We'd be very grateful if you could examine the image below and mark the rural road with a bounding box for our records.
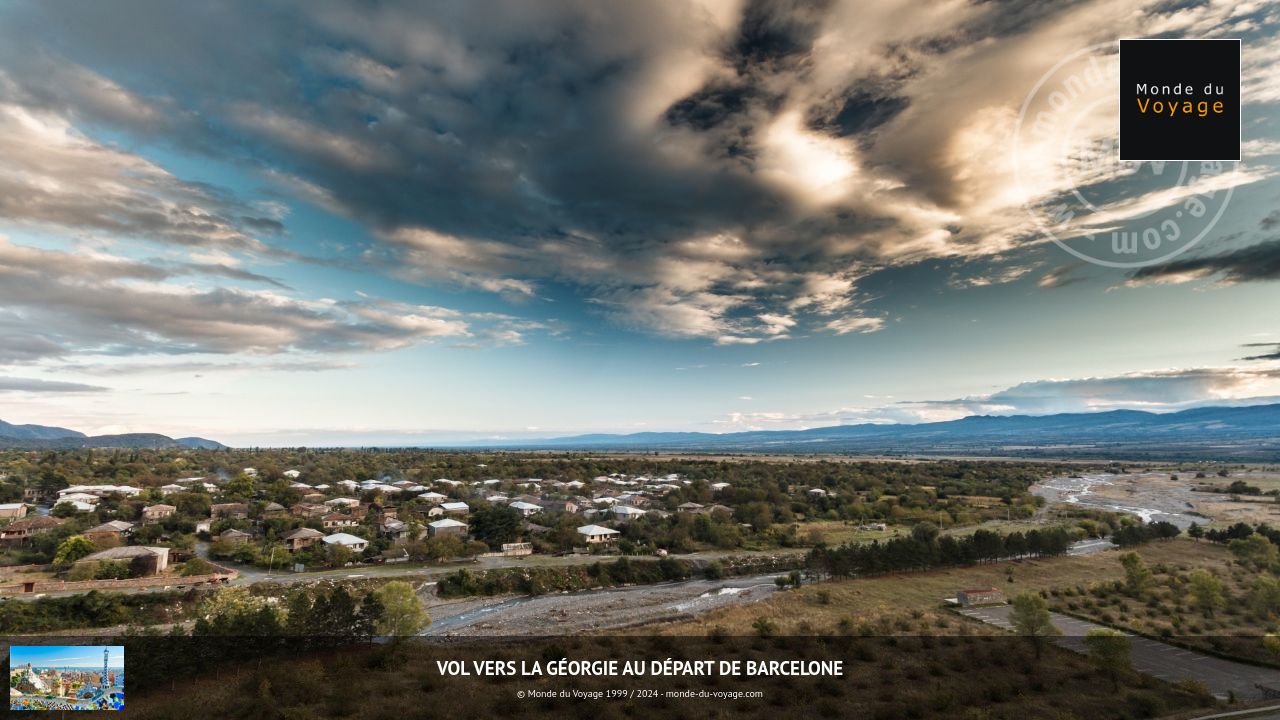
[959,605,1280,700]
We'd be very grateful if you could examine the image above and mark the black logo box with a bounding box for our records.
[1119,38,1240,161]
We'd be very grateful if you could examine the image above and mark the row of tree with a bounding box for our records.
[806,526,1076,578]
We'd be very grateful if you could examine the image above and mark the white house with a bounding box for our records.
[322,533,369,553]
[441,501,469,515]
[324,497,361,509]
[283,470,302,479]
[160,483,185,495]
[509,501,543,517]
[612,505,647,522]
[577,524,620,544]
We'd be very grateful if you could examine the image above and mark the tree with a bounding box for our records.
[1230,534,1278,571]
[1251,576,1280,618]
[53,535,96,567]
[372,580,431,637]
[1084,628,1131,692]
[326,542,354,567]
[1188,569,1225,615]
[1119,552,1153,595]
[1010,592,1060,660]
[910,521,939,544]
[1188,523,1204,540]
[468,506,523,550]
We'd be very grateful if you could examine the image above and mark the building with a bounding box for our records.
[218,528,251,545]
[611,505,647,523]
[542,499,579,514]
[677,502,705,513]
[322,513,357,529]
[577,524,620,544]
[0,515,65,543]
[58,485,141,498]
[160,483,185,496]
[509,501,543,517]
[427,518,468,538]
[210,502,249,519]
[83,520,134,544]
[441,501,469,516]
[0,502,28,519]
[261,502,287,519]
[282,527,324,552]
[956,587,1006,607]
[290,502,327,519]
[78,545,170,575]
[321,532,369,553]
[141,504,177,522]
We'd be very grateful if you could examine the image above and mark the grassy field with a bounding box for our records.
[647,539,1227,637]
[1043,541,1280,666]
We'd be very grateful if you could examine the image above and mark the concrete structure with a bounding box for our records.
[956,587,1005,607]
[0,502,28,519]
[78,545,170,575]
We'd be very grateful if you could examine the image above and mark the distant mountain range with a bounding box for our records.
[0,419,225,450]
[455,403,1280,461]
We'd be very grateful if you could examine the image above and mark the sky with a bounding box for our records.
[0,0,1279,446]
[10,646,124,670]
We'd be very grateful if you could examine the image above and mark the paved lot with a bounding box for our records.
[960,605,1280,700]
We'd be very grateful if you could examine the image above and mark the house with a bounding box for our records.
[380,518,411,543]
[418,492,448,504]
[808,488,829,497]
[291,502,328,519]
[59,484,141,498]
[283,470,302,479]
[677,502,705,514]
[322,513,357,530]
[710,482,731,492]
[83,520,134,544]
[542,499,579,515]
[261,502,287,519]
[282,527,324,552]
[0,503,28,520]
[77,545,170,575]
[218,528,251,545]
[428,518,468,538]
[509,501,543,517]
[611,505,647,523]
[441,501,469,516]
[322,532,369,553]
[55,492,101,507]
[0,515,65,543]
[159,484,185,496]
[210,502,249,519]
[577,524,620,544]
[956,587,1006,607]
[142,504,177,522]
[324,497,361,509]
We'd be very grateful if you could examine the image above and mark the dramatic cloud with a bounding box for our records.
[2,0,1272,347]
[0,238,541,363]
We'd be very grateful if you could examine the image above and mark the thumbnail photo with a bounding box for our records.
[9,646,124,711]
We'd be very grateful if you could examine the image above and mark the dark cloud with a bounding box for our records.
[1129,239,1280,284]
[0,377,106,393]
[1241,343,1280,361]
